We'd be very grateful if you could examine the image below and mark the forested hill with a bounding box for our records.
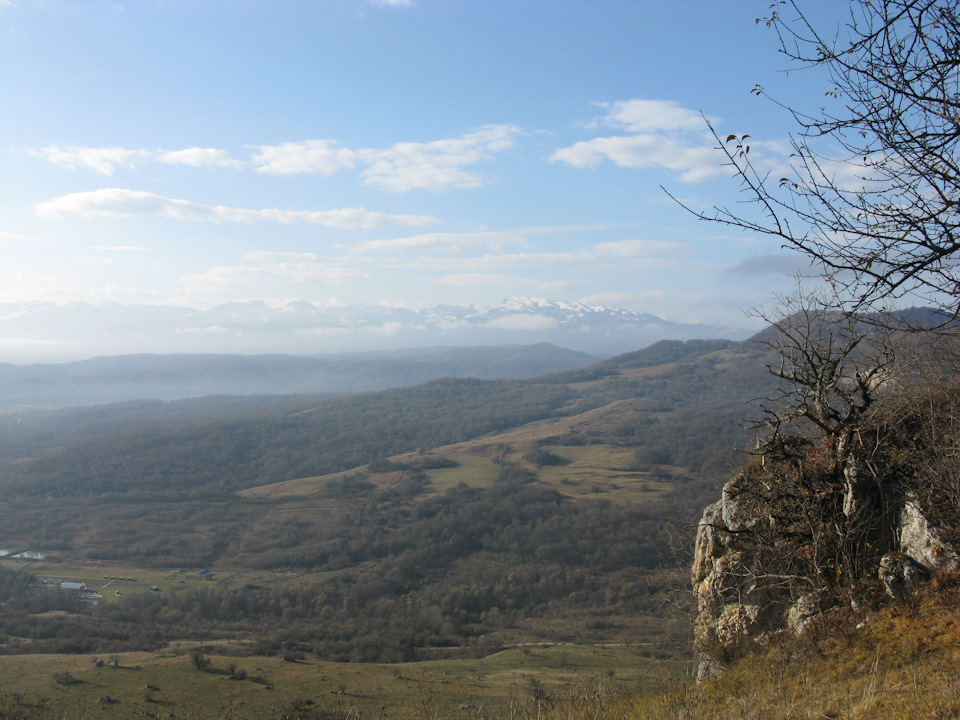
[0,336,771,504]
[0,342,597,409]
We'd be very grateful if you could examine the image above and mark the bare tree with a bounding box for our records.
[752,290,898,472]
[743,290,902,586]
[680,0,960,317]
[688,5,960,666]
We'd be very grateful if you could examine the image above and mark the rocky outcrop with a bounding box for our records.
[899,499,960,574]
[692,468,960,680]
[875,499,960,598]
[877,553,925,598]
[691,469,796,681]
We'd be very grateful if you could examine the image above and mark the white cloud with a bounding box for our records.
[370,321,404,336]
[590,238,688,257]
[249,139,357,175]
[0,2,15,9]
[31,126,519,193]
[551,134,722,182]
[29,146,152,175]
[245,207,438,228]
[516,222,625,235]
[438,273,528,287]
[551,98,735,182]
[30,144,241,173]
[251,126,521,192]
[353,231,527,254]
[726,253,816,277]
[358,125,520,192]
[176,325,230,334]
[396,252,580,273]
[370,0,414,6]
[35,188,438,228]
[539,280,577,294]
[0,230,35,242]
[579,291,649,307]
[181,252,369,296]
[89,245,146,251]
[474,252,582,268]
[0,338,71,349]
[159,147,241,168]
[37,189,211,220]
[598,99,708,133]
[391,246,694,275]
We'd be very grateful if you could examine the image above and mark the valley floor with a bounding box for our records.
[0,642,688,720]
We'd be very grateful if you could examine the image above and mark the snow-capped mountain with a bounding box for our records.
[0,298,748,363]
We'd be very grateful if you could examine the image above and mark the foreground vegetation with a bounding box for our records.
[631,579,960,720]
[0,642,680,720]
[2,579,960,719]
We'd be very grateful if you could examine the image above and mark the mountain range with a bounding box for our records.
[0,297,746,363]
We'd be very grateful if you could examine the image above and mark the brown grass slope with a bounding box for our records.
[625,580,960,720]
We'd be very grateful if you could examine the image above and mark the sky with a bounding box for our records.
[0,0,847,346]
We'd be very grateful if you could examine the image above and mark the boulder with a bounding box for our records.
[878,552,925,598]
[691,470,790,679]
[786,592,824,635]
[899,499,960,573]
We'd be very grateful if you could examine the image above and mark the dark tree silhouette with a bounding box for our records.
[678,0,960,316]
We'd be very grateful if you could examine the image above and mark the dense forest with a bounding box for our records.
[0,379,576,498]
[0,475,687,661]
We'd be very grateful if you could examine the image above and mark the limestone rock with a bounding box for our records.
[878,552,925,598]
[786,592,823,635]
[691,467,960,680]
[900,499,960,573]
[691,470,789,677]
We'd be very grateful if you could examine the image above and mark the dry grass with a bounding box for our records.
[0,643,680,720]
[617,581,960,720]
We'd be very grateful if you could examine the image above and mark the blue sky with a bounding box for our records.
[0,0,843,337]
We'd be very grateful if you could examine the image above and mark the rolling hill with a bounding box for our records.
[0,342,597,409]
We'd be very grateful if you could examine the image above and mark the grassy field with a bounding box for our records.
[239,426,668,506]
[6,590,960,720]
[533,446,669,503]
[0,642,690,720]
